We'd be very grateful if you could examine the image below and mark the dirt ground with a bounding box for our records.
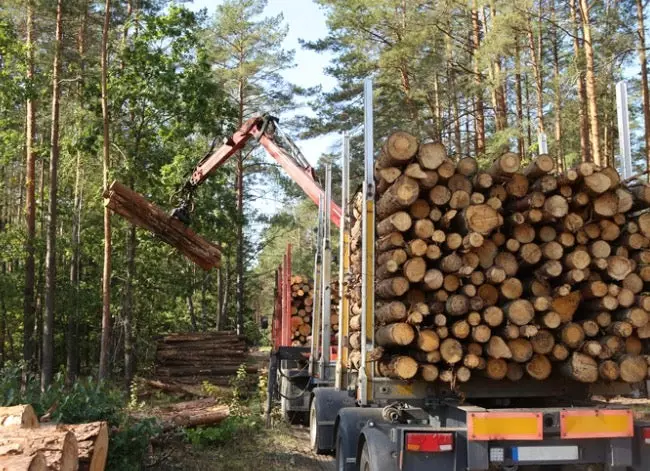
[152,423,334,471]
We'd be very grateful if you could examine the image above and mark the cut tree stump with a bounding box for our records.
[104,181,221,270]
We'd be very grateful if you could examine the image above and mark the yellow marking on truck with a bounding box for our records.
[468,412,543,441]
[561,409,633,439]
[394,384,414,397]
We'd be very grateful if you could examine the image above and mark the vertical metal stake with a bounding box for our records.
[320,165,332,380]
[336,132,350,390]
[359,78,375,405]
[309,197,324,377]
[538,132,548,155]
[616,81,633,179]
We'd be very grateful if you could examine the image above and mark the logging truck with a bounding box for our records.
[105,90,650,470]
[303,80,650,471]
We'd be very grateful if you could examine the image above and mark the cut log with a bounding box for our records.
[0,429,78,471]
[485,358,508,380]
[376,302,407,324]
[377,212,412,236]
[377,356,418,379]
[54,422,108,471]
[487,336,512,359]
[458,205,501,235]
[375,323,415,347]
[599,360,620,381]
[420,364,439,382]
[560,323,585,349]
[416,330,440,352]
[619,355,648,383]
[403,257,426,283]
[562,352,598,383]
[104,181,221,270]
[417,142,446,170]
[508,338,534,363]
[377,131,418,168]
[0,406,39,429]
[488,152,521,176]
[0,452,46,471]
[440,338,463,364]
[504,300,535,326]
[376,277,409,298]
[526,354,552,380]
[377,176,420,220]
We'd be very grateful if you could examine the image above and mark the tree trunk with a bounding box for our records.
[515,37,524,157]
[579,0,602,166]
[123,224,136,389]
[23,0,37,374]
[66,151,82,387]
[42,0,63,391]
[569,0,590,162]
[472,1,486,154]
[551,0,564,172]
[637,0,650,176]
[527,13,545,136]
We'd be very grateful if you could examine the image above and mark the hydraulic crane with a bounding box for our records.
[170,113,342,228]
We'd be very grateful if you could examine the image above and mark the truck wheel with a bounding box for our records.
[359,442,372,471]
[359,441,392,471]
[310,400,326,454]
[334,433,347,471]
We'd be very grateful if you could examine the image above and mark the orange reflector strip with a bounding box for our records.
[467,412,543,441]
[560,409,633,439]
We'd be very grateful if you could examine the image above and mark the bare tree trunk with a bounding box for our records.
[23,0,37,375]
[471,1,485,154]
[637,0,650,176]
[42,0,63,391]
[551,0,564,172]
[98,0,112,382]
[433,73,442,142]
[570,0,590,163]
[515,38,524,156]
[66,151,82,387]
[580,0,602,166]
[525,73,532,148]
[235,77,245,336]
[527,13,545,137]
[489,1,507,132]
[123,225,136,389]
[201,273,210,330]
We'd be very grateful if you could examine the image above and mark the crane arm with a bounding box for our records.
[181,114,342,228]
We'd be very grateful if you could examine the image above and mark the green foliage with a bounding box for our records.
[107,418,161,471]
[182,415,260,448]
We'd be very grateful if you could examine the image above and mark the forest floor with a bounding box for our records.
[152,422,334,471]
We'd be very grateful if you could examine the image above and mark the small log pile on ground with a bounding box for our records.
[290,276,340,347]
[347,130,650,387]
[154,332,257,385]
[0,405,108,471]
[131,398,229,431]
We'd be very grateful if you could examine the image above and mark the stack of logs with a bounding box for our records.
[347,130,650,386]
[0,404,108,471]
[155,332,257,385]
[290,276,340,347]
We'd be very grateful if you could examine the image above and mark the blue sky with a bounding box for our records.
[189,0,339,166]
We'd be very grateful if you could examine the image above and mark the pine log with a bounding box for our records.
[375,323,415,347]
[485,358,508,380]
[376,302,407,324]
[417,142,445,170]
[0,452,46,471]
[420,364,440,382]
[417,330,440,352]
[377,212,412,236]
[0,406,39,429]
[105,181,221,270]
[562,352,598,383]
[377,356,418,379]
[377,131,418,169]
[488,152,521,176]
[526,354,552,380]
[376,277,409,298]
[440,338,463,364]
[619,355,648,383]
[599,360,620,381]
[54,422,108,471]
[0,429,78,471]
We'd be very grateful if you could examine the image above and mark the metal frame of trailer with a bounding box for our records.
[307,78,650,470]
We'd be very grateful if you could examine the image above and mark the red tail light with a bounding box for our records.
[405,432,454,452]
[643,427,650,445]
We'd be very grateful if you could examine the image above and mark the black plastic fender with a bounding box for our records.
[359,424,399,471]
[335,407,387,471]
[311,387,356,451]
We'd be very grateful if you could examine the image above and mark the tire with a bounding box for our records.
[359,442,371,471]
[310,399,327,454]
[335,432,348,471]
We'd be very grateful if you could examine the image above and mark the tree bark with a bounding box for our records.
[551,0,564,172]
[123,224,136,389]
[527,12,545,136]
[569,0,590,162]
[472,0,486,154]
[637,0,650,175]
[23,0,37,374]
[42,0,63,391]
[580,0,602,166]
[98,0,112,382]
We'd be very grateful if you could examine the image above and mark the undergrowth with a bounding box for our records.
[0,362,159,471]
